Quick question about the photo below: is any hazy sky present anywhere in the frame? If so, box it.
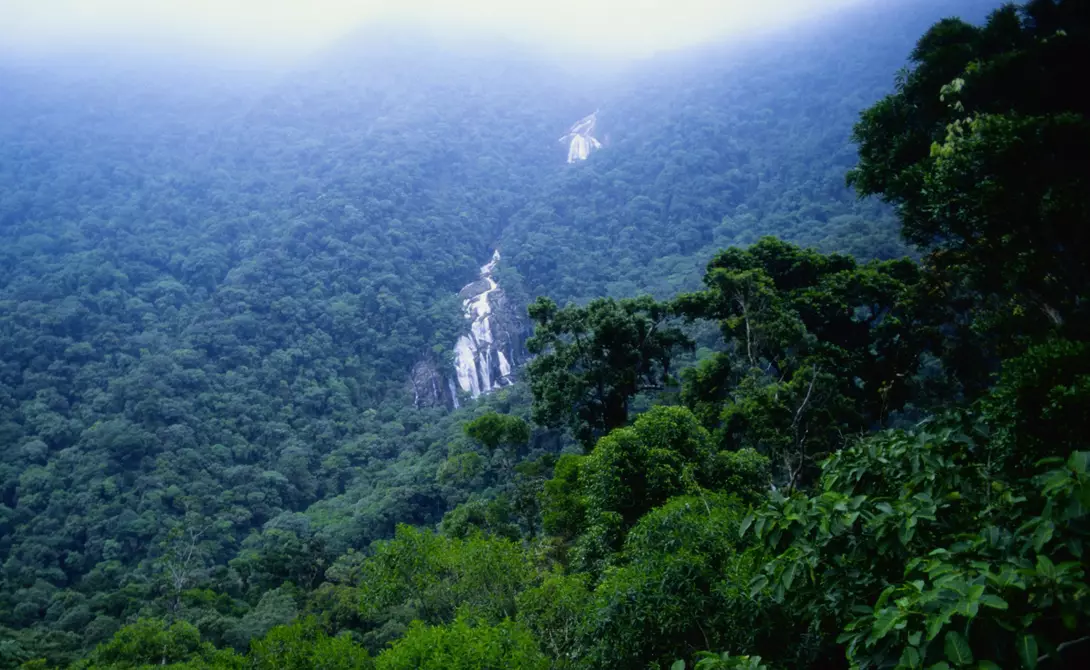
[2,0,868,61]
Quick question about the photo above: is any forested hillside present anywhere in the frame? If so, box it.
[0,39,586,661]
[7,0,1083,668]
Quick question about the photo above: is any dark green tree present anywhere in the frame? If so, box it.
[674,238,931,485]
[526,296,692,448]
[849,0,1090,353]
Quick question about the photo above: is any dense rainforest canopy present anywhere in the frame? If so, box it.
[3,0,1088,668]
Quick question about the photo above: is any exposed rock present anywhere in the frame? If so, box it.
[410,358,455,409]
[459,278,493,300]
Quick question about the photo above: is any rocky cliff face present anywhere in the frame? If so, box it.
[409,359,457,409]
[410,250,526,409]
[560,111,602,163]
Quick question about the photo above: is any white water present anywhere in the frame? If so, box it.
[454,335,480,397]
[560,111,602,163]
[453,250,514,399]
[448,379,461,409]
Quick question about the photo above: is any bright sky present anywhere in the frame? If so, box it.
[1,0,867,60]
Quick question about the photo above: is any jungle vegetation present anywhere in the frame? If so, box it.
[2,1,1086,668]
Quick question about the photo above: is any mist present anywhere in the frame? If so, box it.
[2,0,869,66]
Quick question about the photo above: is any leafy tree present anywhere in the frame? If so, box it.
[746,418,1090,668]
[463,412,532,478]
[515,573,592,668]
[705,448,771,507]
[439,498,521,541]
[223,588,299,652]
[578,494,754,670]
[248,618,371,670]
[540,455,587,545]
[464,413,531,454]
[373,615,548,670]
[849,0,1090,351]
[580,406,713,529]
[675,237,931,485]
[526,296,692,448]
[79,619,240,669]
[357,525,532,628]
[983,338,1090,476]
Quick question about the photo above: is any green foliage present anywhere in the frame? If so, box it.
[222,587,298,652]
[983,338,1090,474]
[850,0,1090,352]
[465,413,531,453]
[70,617,371,670]
[581,406,713,528]
[674,237,932,485]
[373,616,548,670]
[461,412,534,482]
[81,619,240,669]
[540,455,587,543]
[526,297,693,448]
[539,406,772,580]
[248,619,371,670]
[439,497,521,541]
[515,573,592,668]
[744,418,1090,668]
[9,2,1090,669]
[0,43,574,661]
[357,525,532,627]
[0,0,934,660]
[675,652,770,670]
[707,449,771,506]
[578,494,754,669]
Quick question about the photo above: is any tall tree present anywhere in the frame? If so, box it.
[849,0,1090,350]
[526,296,692,448]
[674,238,931,485]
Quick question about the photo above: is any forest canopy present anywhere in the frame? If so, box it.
[4,0,1088,668]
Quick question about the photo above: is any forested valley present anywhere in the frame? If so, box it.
[1,0,1088,668]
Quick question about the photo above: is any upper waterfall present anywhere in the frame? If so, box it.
[560,111,602,163]
[452,250,519,399]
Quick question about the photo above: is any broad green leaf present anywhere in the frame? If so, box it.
[749,575,768,598]
[900,645,921,668]
[871,609,902,640]
[1069,451,1089,474]
[1016,634,1038,669]
[671,660,686,670]
[944,631,973,666]
[1035,555,1056,580]
[979,595,1007,610]
[1032,522,1054,552]
[739,514,754,538]
[926,614,945,641]
[782,561,798,591]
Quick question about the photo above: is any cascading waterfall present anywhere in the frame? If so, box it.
[453,250,517,399]
[560,111,602,163]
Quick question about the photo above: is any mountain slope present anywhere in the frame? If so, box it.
[0,1,1005,662]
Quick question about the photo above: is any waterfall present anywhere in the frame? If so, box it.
[452,250,517,399]
[560,111,602,163]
